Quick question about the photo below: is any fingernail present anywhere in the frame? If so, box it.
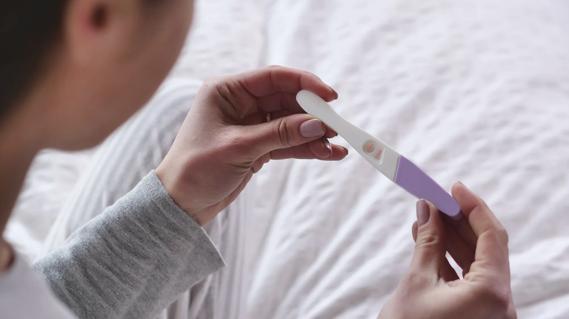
[329,86,339,99]
[300,119,325,138]
[322,139,332,157]
[455,181,469,191]
[416,200,430,226]
[340,146,349,159]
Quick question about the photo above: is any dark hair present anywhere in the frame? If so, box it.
[0,1,67,119]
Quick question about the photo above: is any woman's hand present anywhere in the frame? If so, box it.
[378,183,517,319]
[156,66,347,225]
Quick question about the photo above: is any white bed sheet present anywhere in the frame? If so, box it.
[244,1,569,318]
[7,1,569,318]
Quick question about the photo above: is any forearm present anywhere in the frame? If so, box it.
[34,171,224,319]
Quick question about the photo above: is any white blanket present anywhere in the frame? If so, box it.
[8,1,569,318]
[245,1,569,318]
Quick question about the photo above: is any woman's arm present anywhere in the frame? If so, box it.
[35,172,224,319]
[35,66,345,319]
[40,78,210,319]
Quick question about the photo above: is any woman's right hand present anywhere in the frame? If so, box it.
[378,182,517,319]
[156,66,346,225]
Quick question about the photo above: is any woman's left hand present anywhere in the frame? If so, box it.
[156,66,347,225]
[378,183,517,319]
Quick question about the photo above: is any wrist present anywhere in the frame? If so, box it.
[155,162,206,226]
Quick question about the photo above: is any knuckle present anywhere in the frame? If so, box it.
[479,198,492,211]
[486,228,510,246]
[473,284,512,313]
[257,153,271,164]
[303,70,321,80]
[415,231,441,249]
[496,228,510,245]
[252,161,264,173]
[213,80,230,96]
[203,77,218,86]
[203,77,224,92]
[212,81,243,120]
[275,118,291,147]
[196,79,216,97]
[471,197,490,214]
[400,272,431,291]
[475,195,487,206]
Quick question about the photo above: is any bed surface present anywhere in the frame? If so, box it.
[8,1,569,318]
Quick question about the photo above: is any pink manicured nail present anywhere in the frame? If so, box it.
[455,181,470,192]
[300,119,325,138]
[416,200,430,225]
[329,86,339,99]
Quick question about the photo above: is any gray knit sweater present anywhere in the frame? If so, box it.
[34,171,225,319]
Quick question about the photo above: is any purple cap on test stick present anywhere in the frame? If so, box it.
[395,156,462,219]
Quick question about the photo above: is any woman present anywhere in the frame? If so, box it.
[0,0,516,318]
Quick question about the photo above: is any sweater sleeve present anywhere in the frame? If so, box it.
[33,171,225,319]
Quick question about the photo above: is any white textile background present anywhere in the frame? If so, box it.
[7,1,569,318]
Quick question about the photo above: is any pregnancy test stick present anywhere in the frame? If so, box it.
[296,90,461,219]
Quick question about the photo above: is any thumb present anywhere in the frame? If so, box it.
[244,114,327,157]
[410,200,447,277]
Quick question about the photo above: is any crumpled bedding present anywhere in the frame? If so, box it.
[7,0,569,318]
[246,1,569,318]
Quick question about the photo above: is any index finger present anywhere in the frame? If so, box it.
[452,182,511,275]
[236,66,338,100]
[452,182,508,242]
